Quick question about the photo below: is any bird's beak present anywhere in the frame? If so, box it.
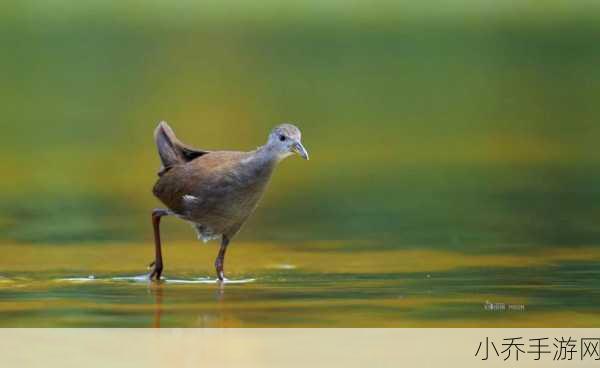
[292,141,309,160]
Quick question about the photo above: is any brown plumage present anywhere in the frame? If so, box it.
[148,121,309,281]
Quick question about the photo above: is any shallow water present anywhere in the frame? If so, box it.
[1,241,600,327]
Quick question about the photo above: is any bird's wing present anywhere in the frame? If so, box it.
[154,121,211,176]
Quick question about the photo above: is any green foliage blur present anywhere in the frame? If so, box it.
[1,1,600,250]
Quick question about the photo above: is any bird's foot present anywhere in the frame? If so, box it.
[147,260,163,281]
[215,260,226,282]
[216,269,227,283]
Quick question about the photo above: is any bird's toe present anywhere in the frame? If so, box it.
[147,261,163,281]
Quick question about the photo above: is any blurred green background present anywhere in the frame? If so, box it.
[1,0,600,327]
[2,0,599,249]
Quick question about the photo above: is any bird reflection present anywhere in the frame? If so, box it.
[215,281,226,301]
[149,282,164,328]
[149,280,230,328]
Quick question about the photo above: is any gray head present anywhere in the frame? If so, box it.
[266,123,309,160]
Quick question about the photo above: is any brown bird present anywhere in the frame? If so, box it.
[148,121,309,281]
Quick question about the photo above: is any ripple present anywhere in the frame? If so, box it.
[55,274,256,284]
[270,264,297,270]
[110,275,152,282]
[166,277,256,284]
[56,276,98,283]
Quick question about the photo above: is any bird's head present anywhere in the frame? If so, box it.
[267,123,309,161]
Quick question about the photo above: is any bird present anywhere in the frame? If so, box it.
[148,121,309,281]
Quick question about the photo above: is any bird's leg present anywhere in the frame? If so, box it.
[215,236,230,281]
[149,208,169,280]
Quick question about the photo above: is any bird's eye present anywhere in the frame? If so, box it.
[279,135,286,142]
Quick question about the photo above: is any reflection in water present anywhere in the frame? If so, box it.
[149,282,164,328]
[53,273,256,327]
[149,278,235,328]
[216,281,225,302]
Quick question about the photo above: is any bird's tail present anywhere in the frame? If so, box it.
[154,121,183,172]
[154,121,209,176]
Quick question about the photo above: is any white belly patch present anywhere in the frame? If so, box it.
[183,194,201,204]
[190,223,221,243]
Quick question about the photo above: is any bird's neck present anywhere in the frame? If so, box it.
[254,144,289,164]
[233,145,280,181]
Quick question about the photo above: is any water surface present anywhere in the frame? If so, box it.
[1,241,600,327]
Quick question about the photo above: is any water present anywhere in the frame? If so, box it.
[1,240,600,327]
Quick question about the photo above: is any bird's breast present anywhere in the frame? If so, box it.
[187,159,274,215]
